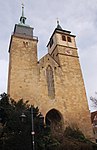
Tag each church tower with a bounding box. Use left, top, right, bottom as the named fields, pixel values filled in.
left=7, top=6, right=94, bottom=141
left=47, top=20, right=77, bottom=64
left=8, top=4, right=38, bottom=101
left=38, top=21, right=94, bottom=141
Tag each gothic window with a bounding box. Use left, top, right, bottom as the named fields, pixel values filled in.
left=67, top=36, right=72, bottom=42
left=62, top=35, right=66, bottom=41
left=46, top=65, right=55, bottom=99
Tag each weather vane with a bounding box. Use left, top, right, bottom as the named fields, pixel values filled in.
left=21, top=0, right=24, bottom=8
left=22, top=3, right=24, bottom=7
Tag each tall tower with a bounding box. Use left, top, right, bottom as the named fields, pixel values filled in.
left=8, top=4, right=38, bottom=101
left=38, top=21, right=94, bottom=141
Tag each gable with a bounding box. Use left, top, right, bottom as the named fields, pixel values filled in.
left=38, top=53, right=59, bottom=69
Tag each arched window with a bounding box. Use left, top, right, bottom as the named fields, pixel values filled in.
left=67, top=36, right=71, bottom=42
left=62, top=35, right=66, bottom=41
left=46, top=65, right=55, bottom=99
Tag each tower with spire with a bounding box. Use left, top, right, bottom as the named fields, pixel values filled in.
left=7, top=5, right=94, bottom=142
left=8, top=4, right=38, bottom=101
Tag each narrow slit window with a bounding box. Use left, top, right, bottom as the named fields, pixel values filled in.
left=46, top=65, right=55, bottom=99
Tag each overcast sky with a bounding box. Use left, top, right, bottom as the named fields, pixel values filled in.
left=0, top=0, right=97, bottom=111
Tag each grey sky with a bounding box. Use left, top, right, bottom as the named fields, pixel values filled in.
left=0, top=0, right=97, bottom=111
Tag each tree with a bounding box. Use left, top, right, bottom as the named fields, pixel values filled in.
left=90, top=92, right=97, bottom=108
left=1, top=93, right=97, bottom=150
left=0, top=93, right=56, bottom=150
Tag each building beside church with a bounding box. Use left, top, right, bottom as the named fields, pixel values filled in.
left=7, top=5, right=94, bottom=141
left=91, top=111, right=97, bottom=142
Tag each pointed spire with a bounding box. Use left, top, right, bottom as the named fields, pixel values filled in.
left=20, top=3, right=26, bottom=25
left=56, top=18, right=62, bottom=30
left=57, top=18, right=60, bottom=26
left=22, top=3, right=24, bottom=17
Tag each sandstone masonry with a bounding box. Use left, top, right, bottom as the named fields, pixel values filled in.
left=7, top=10, right=94, bottom=141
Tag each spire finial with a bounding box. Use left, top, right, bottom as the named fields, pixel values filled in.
left=19, top=3, right=26, bottom=25
left=22, top=3, right=24, bottom=17
left=57, top=18, right=59, bottom=26
left=56, top=18, right=62, bottom=30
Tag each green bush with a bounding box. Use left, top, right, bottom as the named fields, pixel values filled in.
left=64, top=126, right=86, bottom=142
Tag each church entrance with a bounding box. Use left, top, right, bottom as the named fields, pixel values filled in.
left=45, top=109, right=63, bottom=137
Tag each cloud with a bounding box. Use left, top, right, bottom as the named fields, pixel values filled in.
left=0, top=60, right=8, bottom=93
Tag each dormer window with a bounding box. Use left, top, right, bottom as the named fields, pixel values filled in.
left=67, top=36, right=71, bottom=42
left=50, top=38, right=53, bottom=48
left=62, top=35, right=66, bottom=41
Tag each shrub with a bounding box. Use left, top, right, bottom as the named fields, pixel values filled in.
left=64, top=126, right=86, bottom=142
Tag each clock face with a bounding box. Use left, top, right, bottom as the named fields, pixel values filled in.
left=65, top=48, right=72, bottom=55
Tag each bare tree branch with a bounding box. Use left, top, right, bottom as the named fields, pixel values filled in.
left=90, top=92, right=97, bottom=108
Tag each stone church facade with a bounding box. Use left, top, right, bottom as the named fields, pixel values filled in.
left=7, top=5, right=94, bottom=141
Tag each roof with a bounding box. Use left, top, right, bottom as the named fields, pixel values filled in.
left=47, top=21, right=76, bottom=47
left=47, top=27, right=75, bottom=47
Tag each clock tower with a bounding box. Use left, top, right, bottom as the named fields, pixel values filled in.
left=46, top=21, right=94, bottom=141
left=47, top=20, right=78, bottom=65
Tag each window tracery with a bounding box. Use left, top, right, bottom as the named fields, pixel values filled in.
left=46, top=65, right=55, bottom=99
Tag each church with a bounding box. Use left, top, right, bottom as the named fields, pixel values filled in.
left=7, top=5, right=94, bottom=141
